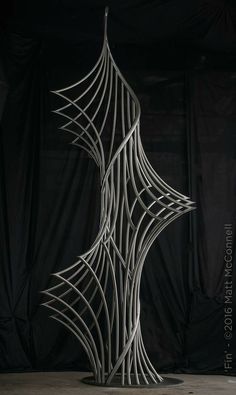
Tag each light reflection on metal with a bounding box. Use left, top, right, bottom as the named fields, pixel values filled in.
left=42, top=7, right=195, bottom=386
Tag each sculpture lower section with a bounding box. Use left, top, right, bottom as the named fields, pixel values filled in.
left=42, top=8, right=195, bottom=387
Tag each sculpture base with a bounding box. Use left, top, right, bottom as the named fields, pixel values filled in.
left=82, top=375, right=183, bottom=388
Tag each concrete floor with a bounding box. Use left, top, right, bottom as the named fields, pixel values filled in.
left=0, top=371, right=236, bottom=395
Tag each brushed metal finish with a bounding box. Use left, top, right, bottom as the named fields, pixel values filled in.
left=42, top=7, right=195, bottom=386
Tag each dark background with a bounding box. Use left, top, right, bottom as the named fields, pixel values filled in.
left=1, top=0, right=236, bottom=374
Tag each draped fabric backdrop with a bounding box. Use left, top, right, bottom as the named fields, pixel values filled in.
left=0, top=1, right=236, bottom=374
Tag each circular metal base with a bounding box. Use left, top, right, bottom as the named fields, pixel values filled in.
left=82, top=375, right=183, bottom=388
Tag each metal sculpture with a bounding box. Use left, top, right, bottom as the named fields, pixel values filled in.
left=42, top=7, right=195, bottom=386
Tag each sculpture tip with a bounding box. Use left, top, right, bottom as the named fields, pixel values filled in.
left=104, top=6, right=109, bottom=41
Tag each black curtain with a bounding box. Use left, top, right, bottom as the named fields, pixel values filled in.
left=0, top=31, right=236, bottom=374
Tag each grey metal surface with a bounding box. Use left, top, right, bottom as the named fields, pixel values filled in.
left=42, top=7, right=195, bottom=386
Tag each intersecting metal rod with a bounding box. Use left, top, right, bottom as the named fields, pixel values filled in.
left=42, top=6, right=195, bottom=386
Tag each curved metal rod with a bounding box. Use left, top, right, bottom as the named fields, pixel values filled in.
left=42, top=6, right=195, bottom=387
